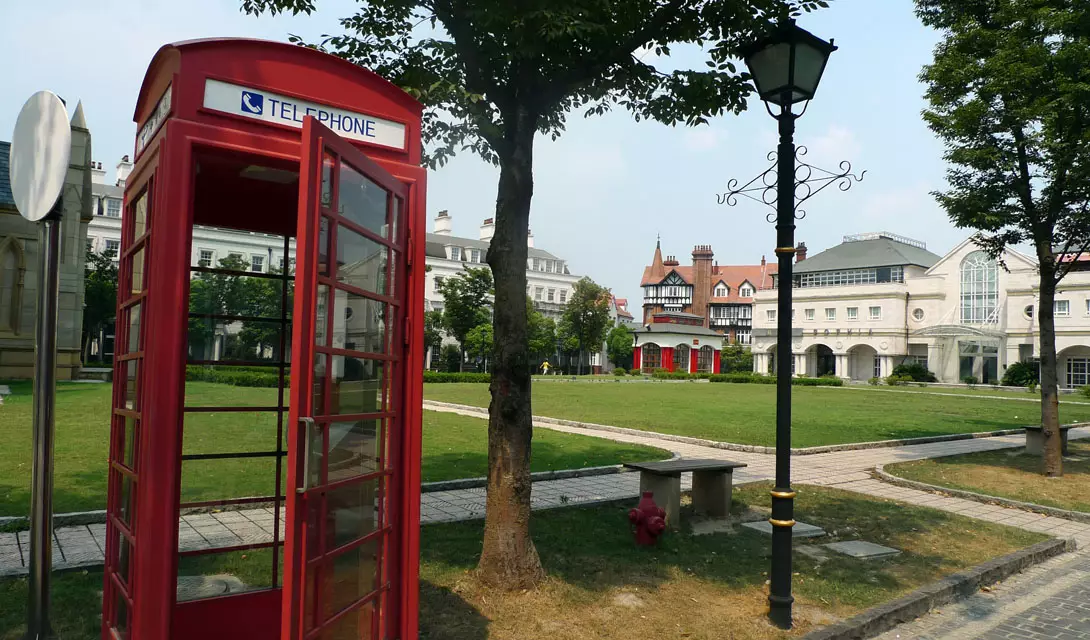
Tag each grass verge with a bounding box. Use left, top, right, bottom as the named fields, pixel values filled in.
left=885, top=440, right=1090, bottom=513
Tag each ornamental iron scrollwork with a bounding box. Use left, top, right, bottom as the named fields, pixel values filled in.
left=716, top=146, right=866, bottom=223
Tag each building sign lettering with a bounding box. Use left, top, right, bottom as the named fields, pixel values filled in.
left=136, top=85, right=172, bottom=156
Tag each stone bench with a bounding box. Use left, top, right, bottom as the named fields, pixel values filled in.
left=1024, top=425, right=1073, bottom=456
left=622, top=459, right=748, bottom=527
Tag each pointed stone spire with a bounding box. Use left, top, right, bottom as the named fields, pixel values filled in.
left=70, top=100, right=88, bottom=130
left=649, top=234, right=666, bottom=280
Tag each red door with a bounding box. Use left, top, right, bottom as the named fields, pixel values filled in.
left=283, top=117, right=409, bottom=640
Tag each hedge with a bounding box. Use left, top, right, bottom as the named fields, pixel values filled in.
left=186, top=365, right=281, bottom=388
left=708, top=372, right=843, bottom=387
left=423, top=372, right=491, bottom=383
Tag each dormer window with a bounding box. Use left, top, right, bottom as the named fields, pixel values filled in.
left=450, top=246, right=462, bottom=261
left=739, top=283, right=754, bottom=297
left=714, top=285, right=728, bottom=297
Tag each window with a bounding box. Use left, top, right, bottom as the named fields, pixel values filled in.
left=740, top=285, right=754, bottom=297
left=559, top=290, right=567, bottom=304
left=450, top=246, right=462, bottom=261
left=960, top=251, right=998, bottom=323
left=1024, top=304, right=1034, bottom=320
left=106, top=198, right=122, bottom=218
left=825, top=308, right=836, bottom=321
left=715, top=285, right=728, bottom=297
left=105, top=240, right=121, bottom=257
left=674, top=345, right=689, bottom=372
left=791, top=309, right=796, bottom=320
left=1067, top=358, right=1090, bottom=388
left=804, top=308, right=814, bottom=321
left=535, top=286, right=544, bottom=301
left=766, top=309, right=776, bottom=322
left=846, top=307, right=858, bottom=320
left=869, top=306, right=881, bottom=320
left=547, top=289, right=555, bottom=302
left=874, top=356, right=882, bottom=379
left=1055, top=300, right=1071, bottom=317
left=279, top=257, right=286, bottom=269
left=735, top=329, right=751, bottom=345
left=198, top=249, right=214, bottom=267
left=251, top=255, right=264, bottom=273
left=531, top=258, right=540, bottom=271
left=85, top=238, right=94, bottom=254
left=0, top=238, right=24, bottom=333
left=468, top=248, right=481, bottom=263
left=538, top=260, right=546, bottom=272
left=1086, top=299, right=1090, bottom=315
left=434, top=276, right=445, bottom=291
left=913, top=308, right=925, bottom=321
left=697, top=346, right=714, bottom=373
left=641, top=344, right=661, bottom=373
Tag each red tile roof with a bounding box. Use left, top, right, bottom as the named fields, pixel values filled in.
left=640, top=264, right=776, bottom=292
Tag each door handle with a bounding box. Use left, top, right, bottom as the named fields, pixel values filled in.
left=299, top=417, right=316, bottom=494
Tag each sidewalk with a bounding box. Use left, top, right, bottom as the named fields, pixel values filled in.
left=2, top=409, right=1087, bottom=578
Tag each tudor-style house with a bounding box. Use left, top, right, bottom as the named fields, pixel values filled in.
left=640, top=240, right=776, bottom=345
left=751, top=232, right=1090, bottom=388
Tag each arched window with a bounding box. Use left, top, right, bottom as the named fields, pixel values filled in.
left=641, top=343, right=661, bottom=373
left=697, top=345, right=715, bottom=373
left=0, top=237, right=25, bottom=334
left=960, top=251, right=998, bottom=323
left=673, top=344, right=689, bottom=372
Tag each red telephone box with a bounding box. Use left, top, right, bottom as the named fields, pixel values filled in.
left=103, top=39, right=426, bottom=640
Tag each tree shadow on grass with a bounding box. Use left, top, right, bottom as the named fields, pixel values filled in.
left=419, top=580, right=490, bottom=640
left=422, top=440, right=667, bottom=483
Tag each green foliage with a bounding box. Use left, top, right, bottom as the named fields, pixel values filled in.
left=185, top=366, right=280, bottom=387
left=187, top=255, right=289, bottom=362
left=527, top=298, right=557, bottom=366
left=465, top=322, right=494, bottom=365
left=707, top=372, right=842, bottom=386
left=82, top=248, right=119, bottom=360
left=424, top=372, right=492, bottom=383
left=1001, top=360, right=1040, bottom=387
left=892, top=362, right=937, bottom=382
left=606, top=325, right=634, bottom=369
left=719, top=342, right=754, bottom=373
left=630, top=368, right=643, bottom=376
left=424, top=310, right=446, bottom=354
left=436, top=267, right=493, bottom=366
left=886, top=374, right=913, bottom=387
left=1027, top=381, right=1038, bottom=393
left=612, top=367, right=627, bottom=376
left=440, top=344, right=463, bottom=373
left=1080, top=385, right=1090, bottom=399
left=559, top=278, right=613, bottom=373
left=963, top=376, right=979, bottom=386
left=651, top=371, right=698, bottom=380
left=868, top=377, right=882, bottom=386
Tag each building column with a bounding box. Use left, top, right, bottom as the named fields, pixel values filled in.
left=632, top=346, right=641, bottom=372
left=835, top=353, right=849, bottom=380
left=690, top=348, right=698, bottom=374
left=927, top=342, right=941, bottom=379
left=662, top=347, right=675, bottom=372
left=880, top=355, right=895, bottom=378
left=795, top=352, right=807, bottom=378
left=753, top=352, right=764, bottom=374
left=713, top=349, right=721, bottom=374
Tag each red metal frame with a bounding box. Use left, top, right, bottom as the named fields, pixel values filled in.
left=104, top=38, right=426, bottom=640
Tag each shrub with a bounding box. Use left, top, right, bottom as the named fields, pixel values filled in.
left=612, top=367, right=626, bottom=376
left=885, top=374, right=912, bottom=386
left=652, top=367, right=668, bottom=375
left=708, top=372, right=842, bottom=386
left=185, top=366, right=281, bottom=388
left=652, top=371, right=694, bottom=380
left=1080, top=385, right=1090, bottom=399
left=630, top=368, right=643, bottom=376
left=1001, top=360, right=1040, bottom=388
left=793, top=376, right=844, bottom=387
left=439, top=344, right=462, bottom=373
left=963, top=375, right=978, bottom=386
left=1026, top=381, right=1037, bottom=393
left=892, top=362, right=937, bottom=382
left=868, top=377, right=882, bottom=386
left=423, top=372, right=491, bottom=383
left=709, top=372, right=757, bottom=383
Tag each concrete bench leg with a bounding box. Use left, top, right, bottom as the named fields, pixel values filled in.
left=640, top=473, right=680, bottom=528
left=692, top=471, right=732, bottom=518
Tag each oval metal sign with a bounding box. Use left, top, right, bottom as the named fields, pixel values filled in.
left=9, top=91, right=71, bottom=222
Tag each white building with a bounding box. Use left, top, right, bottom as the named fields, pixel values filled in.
left=751, top=232, right=1090, bottom=388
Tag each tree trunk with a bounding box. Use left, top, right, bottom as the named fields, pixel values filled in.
left=1035, top=241, right=1063, bottom=477
left=478, top=107, right=545, bottom=589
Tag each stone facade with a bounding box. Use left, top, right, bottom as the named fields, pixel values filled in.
left=0, top=103, right=94, bottom=380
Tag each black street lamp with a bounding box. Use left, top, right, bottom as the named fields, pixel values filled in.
left=720, top=19, right=857, bottom=630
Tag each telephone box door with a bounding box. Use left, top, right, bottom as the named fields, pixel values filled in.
left=284, top=117, right=410, bottom=640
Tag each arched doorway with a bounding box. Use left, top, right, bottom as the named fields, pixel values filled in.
left=848, top=344, right=878, bottom=381
left=673, top=344, right=690, bottom=373
left=697, top=345, right=715, bottom=373
left=766, top=344, right=777, bottom=375
left=642, top=343, right=662, bottom=373
left=808, top=343, right=835, bottom=377
left=1058, top=345, right=1090, bottom=389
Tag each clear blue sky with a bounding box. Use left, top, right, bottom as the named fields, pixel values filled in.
left=0, top=0, right=956, bottom=304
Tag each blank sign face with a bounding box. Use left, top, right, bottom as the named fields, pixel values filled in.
left=9, top=91, right=71, bottom=222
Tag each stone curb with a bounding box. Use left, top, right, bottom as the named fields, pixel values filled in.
left=802, top=538, right=1076, bottom=640
left=423, top=464, right=628, bottom=493
left=874, top=464, right=1090, bottom=525
left=423, top=400, right=1033, bottom=456
left=0, top=509, right=107, bottom=530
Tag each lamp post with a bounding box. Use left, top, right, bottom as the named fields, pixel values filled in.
left=722, top=19, right=850, bottom=630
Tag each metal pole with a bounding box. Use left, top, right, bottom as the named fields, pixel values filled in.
left=26, top=204, right=62, bottom=640
left=768, top=104, right=797, bottom=630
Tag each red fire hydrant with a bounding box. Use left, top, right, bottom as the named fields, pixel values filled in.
left=628, top=491, right=667, bottom=546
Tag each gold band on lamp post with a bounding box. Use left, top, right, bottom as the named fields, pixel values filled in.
left=768, top=518, right=796, bottom=528
left=770, top=490, right=797, bottom=499
left=774, top=246, right=797, bottom=254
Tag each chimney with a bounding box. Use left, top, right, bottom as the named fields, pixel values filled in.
left=527, top=228, right=534, bottom=248
left=691, top=245, right=715, bottom=328
left=795, top=242, right=807, bottom=262
left=479, top=217, right=495, bottom=242
left=663, top=255, right=680, bottom=267
left=433, top=210, right=452, bottom=235
left=116, top=155, right=133, bottom=187
left=91, top=160, right=106, bottom=185
left=761, top=255, right=766, bottom=267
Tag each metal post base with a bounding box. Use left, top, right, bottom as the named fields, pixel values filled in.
left=768, top=593, right=794, bottom=629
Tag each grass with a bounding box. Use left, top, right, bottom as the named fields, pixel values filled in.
left=424, top=382, right=1090, bottom=447
left=0, top=381, right=667, bottom=517
left=849, top=383, right=1090, bottom=402
left=0, top=483, right=1046, bottom=640
left=885, top=440, right=1090, bottom=513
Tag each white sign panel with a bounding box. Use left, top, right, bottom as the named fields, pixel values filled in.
left=136, top=85, right=172, bottom=156
left=202, top=79, right=406, bottom=150
left=9, top=91, right=71, bottom=222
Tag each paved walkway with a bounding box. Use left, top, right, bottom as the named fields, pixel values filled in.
left=4, top=407, right=1090, bottom=600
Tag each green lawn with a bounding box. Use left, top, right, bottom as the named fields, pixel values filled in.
left=0, top=381, right=666, bottom=517
left=0, top=483, right=1047, bottom=639
left=885, top=440, right=1090, bottom=513
left=424, top=382, right=1090, bottom=447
